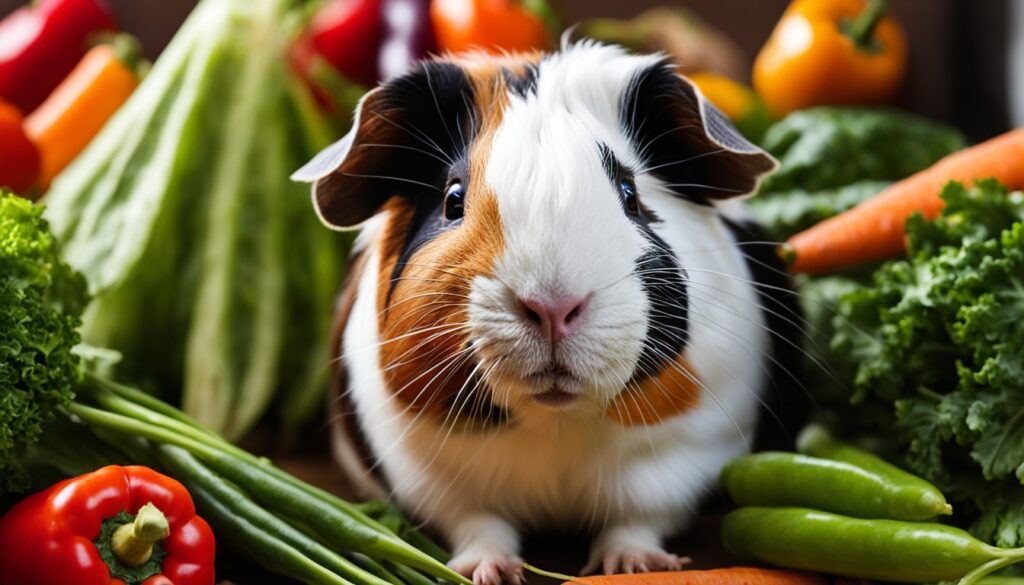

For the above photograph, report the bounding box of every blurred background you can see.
[1,0,1020,140]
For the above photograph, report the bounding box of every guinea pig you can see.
[294,41,800,585]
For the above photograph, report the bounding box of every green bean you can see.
[349,554,405,585]
[720,451,950,520]
[721,507,1024,584]
[90,379,444,553]
[797,424,951,515]
[157,445,391,585]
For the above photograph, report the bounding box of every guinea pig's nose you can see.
[518,295,590,344]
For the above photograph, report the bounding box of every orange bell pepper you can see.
[25,34,141,190]
[753,0,907,117]
[431,0,550,55]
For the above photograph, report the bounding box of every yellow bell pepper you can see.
[753,0,907,117]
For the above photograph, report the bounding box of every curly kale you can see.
[0,192,88,493]
[829,179,1024,546]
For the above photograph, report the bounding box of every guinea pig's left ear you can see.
[623,64,777,202]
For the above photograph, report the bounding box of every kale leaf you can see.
[828,179,1024,545]
[0,193,88,493]
[759,107,966,193]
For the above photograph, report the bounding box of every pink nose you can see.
[518,295,589,344]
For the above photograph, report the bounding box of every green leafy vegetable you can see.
[748,180,888,241]
[826,179,1024,546]
[759,107,966,193]
[0,194,87,493]
[42,0,351,439]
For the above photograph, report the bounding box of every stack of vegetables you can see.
[0,191,468,585]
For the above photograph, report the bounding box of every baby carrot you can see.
[568,568,827,585]
[784,128,1024,274]
[25,35,142,190]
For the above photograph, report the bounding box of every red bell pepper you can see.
[308,0,385,88]
[0,0,118,114]
[0,98,40,195]
[0,465,216,585]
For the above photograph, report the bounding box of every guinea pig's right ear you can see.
[291,62,473,229]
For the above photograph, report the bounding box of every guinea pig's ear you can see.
[292,62,473,229]
[622,63,777,202]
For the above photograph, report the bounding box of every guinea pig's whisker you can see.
[353,142,454,166]
[373,320,470,351]
[634,124,699,162]
[679,278,844,387]
[378,291,471,319]
[661,183,746,194]
[364,345,477,436]
[376,327,474,375]
[370,111,455,165]
[340,171,443,192]
[637,340,750,448]
[636,147,727,175]
[422,65,461,160]
[407,358,498,502]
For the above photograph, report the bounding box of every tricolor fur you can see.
[296,42,797,582]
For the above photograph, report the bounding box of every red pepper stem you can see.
[847,0,888,49]
[110,502,170,567]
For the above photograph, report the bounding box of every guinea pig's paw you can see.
[583,545,692,575]
[450,552,525,585]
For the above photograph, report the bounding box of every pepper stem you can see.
[111,503,170,567]
[846,0,889,49]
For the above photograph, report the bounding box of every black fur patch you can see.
[504,63,540,98]
[378,62,478,301]
[632,230,689,378]
[721,218,807,449]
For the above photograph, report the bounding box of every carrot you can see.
[785,127,1024,274]
[566,568,827,585]
[25,35,141,190]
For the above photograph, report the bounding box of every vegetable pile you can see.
[822,179,1024,548]
[42,0,350,440]
[0,190,467,585]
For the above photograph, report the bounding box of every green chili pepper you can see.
[721,507,1024,584]
[720,451,950,520]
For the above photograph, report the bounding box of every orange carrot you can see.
[567,568,827,585]
[25,35,141,190]
[785,127,1024,274]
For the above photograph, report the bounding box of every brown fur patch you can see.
[373,64,513,414]
[328,251,390,489]
[606,355,702,426]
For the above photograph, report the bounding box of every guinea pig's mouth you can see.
[524,364,581,407]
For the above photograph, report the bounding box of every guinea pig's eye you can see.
[619,178,639,216]
[443,181,466,221]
